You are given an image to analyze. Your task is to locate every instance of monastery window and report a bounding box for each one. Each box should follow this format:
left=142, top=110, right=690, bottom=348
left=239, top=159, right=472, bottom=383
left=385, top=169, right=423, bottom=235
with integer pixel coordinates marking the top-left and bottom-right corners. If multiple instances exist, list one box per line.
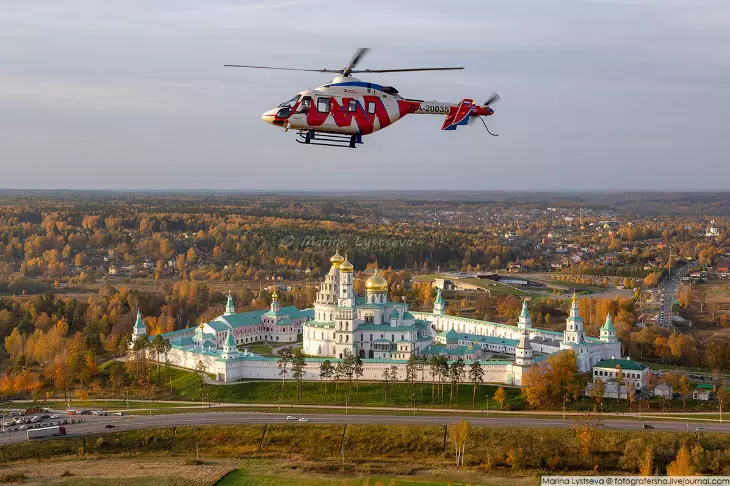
left=391, top=335, right=394, bottom=342
left=346, top=335, right=349, bottom=343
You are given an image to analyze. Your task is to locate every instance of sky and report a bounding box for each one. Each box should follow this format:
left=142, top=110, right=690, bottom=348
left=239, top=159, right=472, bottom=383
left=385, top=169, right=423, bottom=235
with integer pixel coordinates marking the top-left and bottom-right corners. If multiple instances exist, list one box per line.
left=0, top=0, right=729, bottom=191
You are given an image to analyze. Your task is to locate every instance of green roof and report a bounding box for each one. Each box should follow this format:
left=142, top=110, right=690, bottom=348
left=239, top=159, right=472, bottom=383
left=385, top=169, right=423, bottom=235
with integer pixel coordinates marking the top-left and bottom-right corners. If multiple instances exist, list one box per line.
left=134, top=311, right=146, bottom=331
left=224, top=331, right=236, bottom=347
left=434, top=288, right=444, bottom=305
left=520, top=300, right=530, bottom=319
left=391, top=309, right=400, bottom=319
left=594, top=359, right=646, bottom=371
left=601, top=314, right=616, bottom=332
left=445, top=328, right=459, bottom=343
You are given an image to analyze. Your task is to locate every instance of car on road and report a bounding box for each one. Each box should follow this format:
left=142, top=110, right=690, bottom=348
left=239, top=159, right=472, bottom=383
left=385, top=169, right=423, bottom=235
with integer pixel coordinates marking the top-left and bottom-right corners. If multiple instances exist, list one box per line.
left=298, top=418, right=309, bottom=422
left=114, top=412, right=125, bottom=416
left=104, top=424, right=116, bottom=429
left=286, top=416, right=297, bottom=421
left=695, top=427, right=704, bottom=432
left=642, top=424, right=655, bottom=429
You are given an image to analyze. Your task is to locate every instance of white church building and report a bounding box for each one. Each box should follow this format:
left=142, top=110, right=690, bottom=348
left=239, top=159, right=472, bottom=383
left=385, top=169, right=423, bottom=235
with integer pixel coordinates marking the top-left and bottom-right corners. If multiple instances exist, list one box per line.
left=132, top=252, right=623, bottom=385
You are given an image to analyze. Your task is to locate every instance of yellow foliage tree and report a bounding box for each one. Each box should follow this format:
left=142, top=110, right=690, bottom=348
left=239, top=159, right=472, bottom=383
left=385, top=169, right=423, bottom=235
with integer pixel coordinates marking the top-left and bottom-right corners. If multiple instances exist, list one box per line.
left=666, top=443, right=697, bottom=476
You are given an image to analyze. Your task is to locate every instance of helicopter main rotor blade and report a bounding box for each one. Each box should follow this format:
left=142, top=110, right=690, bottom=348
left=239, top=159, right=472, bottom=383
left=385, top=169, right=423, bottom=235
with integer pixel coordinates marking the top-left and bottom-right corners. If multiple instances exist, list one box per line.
left=224, top=64, right=341, bottom=74
left=351, top=67, right=465, bottom=74
left=342, top=48, right=370, bottom=76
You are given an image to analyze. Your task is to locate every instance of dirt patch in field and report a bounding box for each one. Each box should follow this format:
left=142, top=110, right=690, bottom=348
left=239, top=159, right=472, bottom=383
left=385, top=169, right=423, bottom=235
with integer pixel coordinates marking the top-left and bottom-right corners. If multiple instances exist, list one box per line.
left=0, top=456, right=238, bottom=486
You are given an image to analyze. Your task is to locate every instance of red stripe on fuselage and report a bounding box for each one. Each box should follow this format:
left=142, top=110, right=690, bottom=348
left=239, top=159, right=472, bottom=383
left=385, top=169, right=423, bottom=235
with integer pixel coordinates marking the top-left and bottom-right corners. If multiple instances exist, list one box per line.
left=305, top=96, right=394, bottom=135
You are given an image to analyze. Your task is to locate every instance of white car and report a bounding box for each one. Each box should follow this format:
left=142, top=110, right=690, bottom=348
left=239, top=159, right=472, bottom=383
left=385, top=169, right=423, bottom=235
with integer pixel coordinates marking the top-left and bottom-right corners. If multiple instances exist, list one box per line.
left=286, top=416, right=297, bottom=421
left=50, top=414, right=60, bottom=420
left=298, top=418, right=309, bottom=422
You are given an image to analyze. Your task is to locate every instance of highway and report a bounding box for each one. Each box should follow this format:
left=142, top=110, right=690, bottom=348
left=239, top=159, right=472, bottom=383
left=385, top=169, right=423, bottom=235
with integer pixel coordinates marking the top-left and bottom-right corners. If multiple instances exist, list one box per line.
left=2, top=410, right=730, bottom=446
left=657, top=264, right=689, bottom=328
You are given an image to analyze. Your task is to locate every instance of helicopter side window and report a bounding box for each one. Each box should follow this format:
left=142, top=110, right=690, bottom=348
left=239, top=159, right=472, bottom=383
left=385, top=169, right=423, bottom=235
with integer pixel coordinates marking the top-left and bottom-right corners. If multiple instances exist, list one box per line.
left=348, top=100, right=357, bottom=112
left=296, top=96, right=311, bottom=114
left=366, top=101, right=376, bottom=114
left=317, top=97, right=331, bottom=113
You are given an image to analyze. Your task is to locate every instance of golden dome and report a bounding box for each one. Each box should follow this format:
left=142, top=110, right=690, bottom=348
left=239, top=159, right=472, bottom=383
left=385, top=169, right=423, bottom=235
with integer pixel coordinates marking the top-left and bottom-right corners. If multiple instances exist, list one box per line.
left=339, top=255, right=354, bottom=273
left=330, top=250, right=345, bottom=266
left=365, top=269, right=388, bottom=292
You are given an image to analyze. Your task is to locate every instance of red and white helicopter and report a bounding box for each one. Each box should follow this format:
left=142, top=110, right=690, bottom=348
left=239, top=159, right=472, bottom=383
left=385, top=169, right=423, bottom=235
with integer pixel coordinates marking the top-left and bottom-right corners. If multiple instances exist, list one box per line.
left=225, top=48, right=499, bottom=148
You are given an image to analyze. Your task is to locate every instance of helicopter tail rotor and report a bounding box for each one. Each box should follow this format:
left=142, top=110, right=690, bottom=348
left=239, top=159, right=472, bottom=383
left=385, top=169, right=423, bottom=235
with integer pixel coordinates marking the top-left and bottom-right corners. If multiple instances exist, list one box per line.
left=468, top=93, right=500, bottom=125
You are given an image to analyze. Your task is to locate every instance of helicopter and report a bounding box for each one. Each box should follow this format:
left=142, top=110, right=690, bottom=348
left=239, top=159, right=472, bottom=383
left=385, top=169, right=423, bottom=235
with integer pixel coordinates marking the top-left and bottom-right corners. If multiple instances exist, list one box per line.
left=225, top=48, right=499, bottom=148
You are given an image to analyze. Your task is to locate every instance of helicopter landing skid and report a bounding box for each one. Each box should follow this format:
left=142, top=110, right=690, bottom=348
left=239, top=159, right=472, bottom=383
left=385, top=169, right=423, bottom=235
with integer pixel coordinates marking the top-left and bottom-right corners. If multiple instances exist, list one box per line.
left=296, top=130, right=362, bottom=148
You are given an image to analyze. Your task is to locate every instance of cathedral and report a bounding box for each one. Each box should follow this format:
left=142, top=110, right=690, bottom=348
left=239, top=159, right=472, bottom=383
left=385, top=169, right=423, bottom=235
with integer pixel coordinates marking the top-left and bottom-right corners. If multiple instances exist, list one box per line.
left=135, top=251, right=623, bottom=384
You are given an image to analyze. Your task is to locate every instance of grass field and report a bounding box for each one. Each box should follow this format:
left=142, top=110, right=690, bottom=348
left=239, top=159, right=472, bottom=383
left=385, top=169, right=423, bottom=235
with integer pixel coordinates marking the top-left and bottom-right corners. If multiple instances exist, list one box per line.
left=3, top=424, right=730, bottom=477
left=167, top=367, right=524, bottom=410
left=458, top=278, right=533, bottom=297
left=216, top=468, right=511, bottom=486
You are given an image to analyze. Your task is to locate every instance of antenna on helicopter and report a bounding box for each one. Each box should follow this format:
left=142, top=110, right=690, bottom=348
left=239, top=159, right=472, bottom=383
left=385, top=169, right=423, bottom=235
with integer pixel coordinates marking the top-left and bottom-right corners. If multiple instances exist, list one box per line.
left=225, top=48, right=465, bottom=77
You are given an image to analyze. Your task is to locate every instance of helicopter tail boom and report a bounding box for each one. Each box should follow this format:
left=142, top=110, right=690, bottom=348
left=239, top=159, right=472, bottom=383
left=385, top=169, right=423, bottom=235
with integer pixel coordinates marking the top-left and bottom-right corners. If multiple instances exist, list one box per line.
left=409, top=99, right=494, bottom=130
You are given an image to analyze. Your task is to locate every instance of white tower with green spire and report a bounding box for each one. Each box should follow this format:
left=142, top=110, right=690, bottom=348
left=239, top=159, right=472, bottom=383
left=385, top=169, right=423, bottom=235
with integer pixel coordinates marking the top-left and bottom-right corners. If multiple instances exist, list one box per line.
left=518, top=299, right=532, bottom=331
left=220, top=326, right=239, bottom=360
left=433, top=287, right=445, bottom=315
left=224, top=291, right=235, bottom=315
left=132, top=309, right=147, bottom=341
left=600, top=313, right=617, bottom=343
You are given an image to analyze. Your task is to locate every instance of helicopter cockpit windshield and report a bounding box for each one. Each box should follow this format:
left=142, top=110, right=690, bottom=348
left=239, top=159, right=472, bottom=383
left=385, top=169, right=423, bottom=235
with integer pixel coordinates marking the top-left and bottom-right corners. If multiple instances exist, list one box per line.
left=278, top=95, right=300, bottom=108
left=276, top=94, right=300, bottom=118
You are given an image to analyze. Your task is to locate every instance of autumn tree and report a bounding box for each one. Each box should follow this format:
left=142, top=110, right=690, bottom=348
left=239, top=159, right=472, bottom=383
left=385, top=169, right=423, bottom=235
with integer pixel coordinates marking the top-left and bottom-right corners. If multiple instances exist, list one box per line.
left=666, top=442, right=697, bottom=476
left=590, top=379, right=606, bottom=411
left=448, top=418, right=470, bottom=467
left=494, top=387, right=507, bottom=410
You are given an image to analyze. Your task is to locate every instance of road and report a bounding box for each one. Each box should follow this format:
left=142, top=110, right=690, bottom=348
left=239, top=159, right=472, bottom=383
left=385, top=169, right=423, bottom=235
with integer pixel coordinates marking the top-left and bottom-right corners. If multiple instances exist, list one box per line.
left=2, top=410, right=730, bottom=446
left=657, top=264, right=689, bottom=329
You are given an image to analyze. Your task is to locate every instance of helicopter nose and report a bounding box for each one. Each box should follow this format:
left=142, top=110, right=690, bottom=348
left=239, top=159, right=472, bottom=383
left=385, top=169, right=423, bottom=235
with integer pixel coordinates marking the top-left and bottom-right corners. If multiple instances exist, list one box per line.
left=261, top=109, right=277, bottom=124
